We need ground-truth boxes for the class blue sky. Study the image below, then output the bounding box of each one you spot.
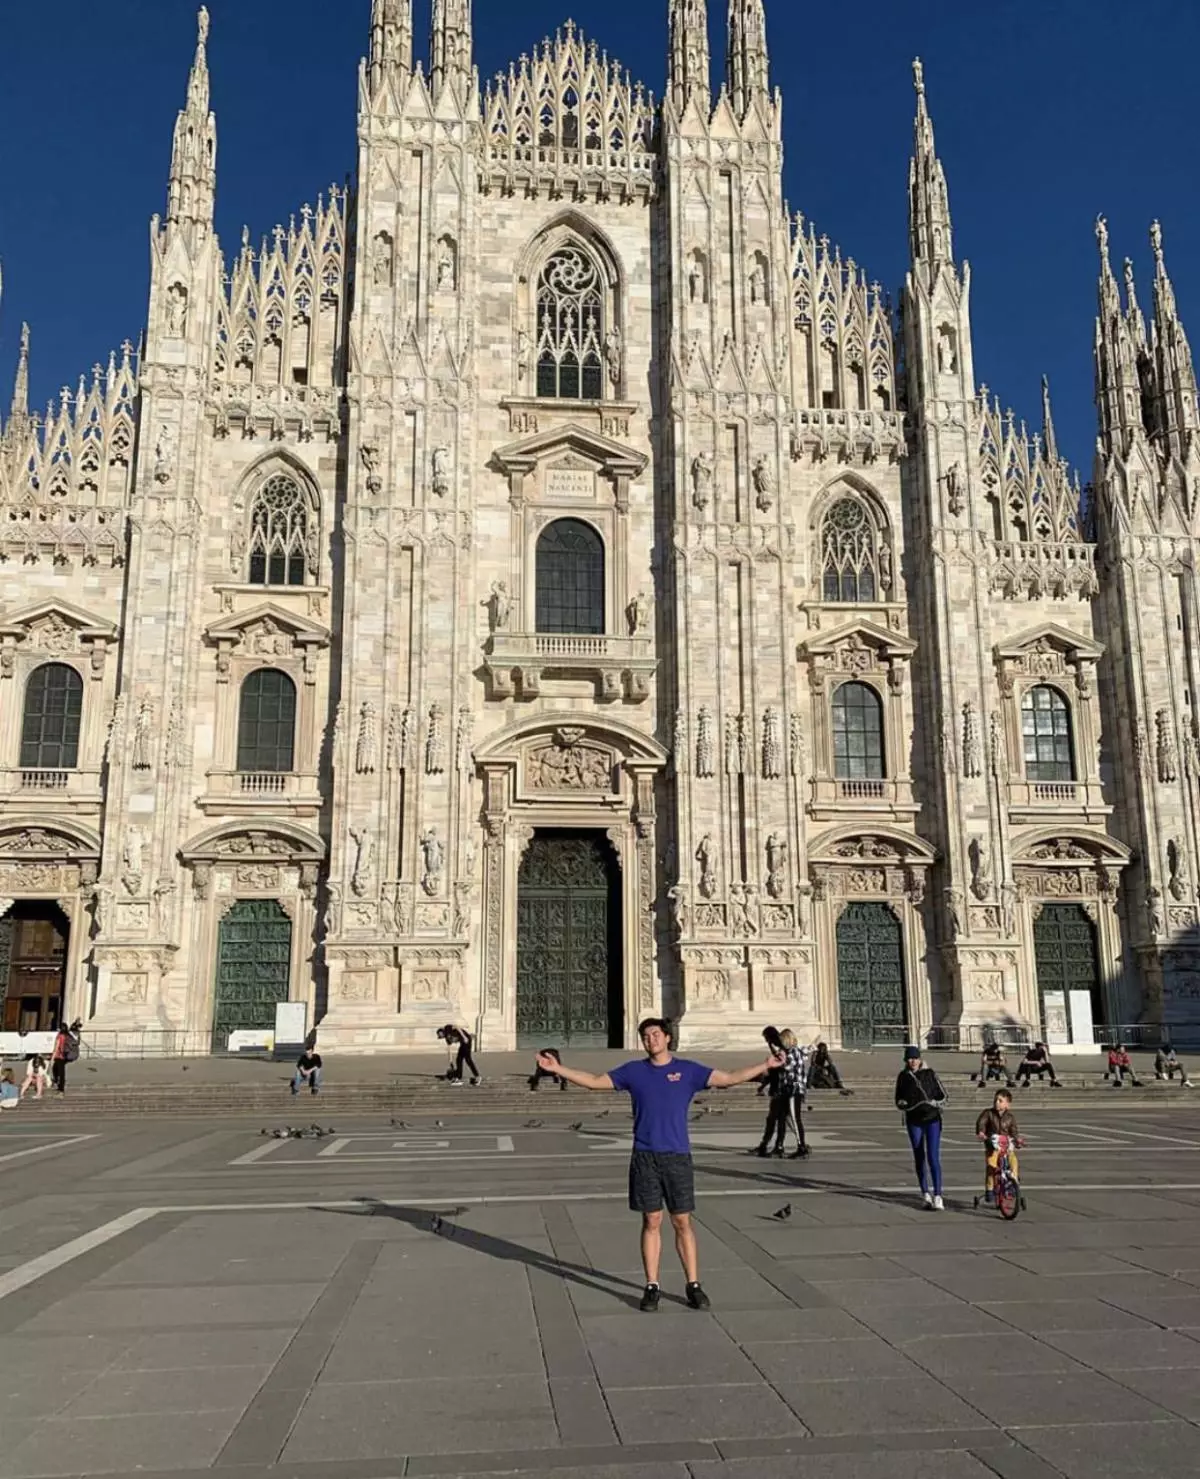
[1,0,1198,476]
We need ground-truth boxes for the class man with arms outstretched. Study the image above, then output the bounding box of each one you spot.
[538,1018,782,1312]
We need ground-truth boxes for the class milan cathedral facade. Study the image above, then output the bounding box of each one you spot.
[0,1,1196,1052]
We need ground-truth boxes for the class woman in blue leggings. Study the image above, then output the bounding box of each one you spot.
[895,1046,948,1210]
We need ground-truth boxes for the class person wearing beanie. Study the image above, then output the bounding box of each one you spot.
[895,1045,948,1210]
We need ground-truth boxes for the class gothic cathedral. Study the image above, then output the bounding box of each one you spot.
[0,2,1195,1052]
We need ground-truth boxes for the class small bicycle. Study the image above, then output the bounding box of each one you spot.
[973,1132,1027,1220]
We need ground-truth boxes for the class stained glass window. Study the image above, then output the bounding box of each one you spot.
[248,475,309,587]
[535,248,604,401]
[823,497,879,602]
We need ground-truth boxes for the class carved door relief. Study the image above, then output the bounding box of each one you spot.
[835,901,906,1047]
[516,832,621,1049]
[213,899,292,1046]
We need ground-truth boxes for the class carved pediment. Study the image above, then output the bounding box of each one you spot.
[179,822,326,866]
[491,421,648,482]
[994,622,1104,667]
[800,618,917,664]
[0,819,103,860]
[809,825,937,868]
[0,599,119,652]
[204,602,330,654]
[1013,829,1130,866]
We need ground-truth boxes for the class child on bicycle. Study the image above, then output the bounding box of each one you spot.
[975,1089,1023,1204]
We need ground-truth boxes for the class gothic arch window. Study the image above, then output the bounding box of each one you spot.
[237,669,297,774]
[247,474,312,587]
[1021,684,1074,782]
[20,663,83,771]
[536,246,605,401]
[535,519,605,635]
[832,681,885,780]
[822,495,885,603]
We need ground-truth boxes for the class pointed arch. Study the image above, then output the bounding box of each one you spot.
[811,473,894,604]
[232,453,322,587]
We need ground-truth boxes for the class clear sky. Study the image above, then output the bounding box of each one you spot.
[1,0,1197,477]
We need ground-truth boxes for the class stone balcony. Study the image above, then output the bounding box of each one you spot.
[1006,777,1110,824]
[0,767,104,811]
[483,631,658,703]
[806,774,919,821]
[791,408,908,464]
[197,770,323,818]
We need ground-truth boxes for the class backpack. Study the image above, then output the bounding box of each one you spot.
[64,1034,80,1064]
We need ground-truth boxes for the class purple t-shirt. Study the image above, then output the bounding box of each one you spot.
[608,1056,714,1154]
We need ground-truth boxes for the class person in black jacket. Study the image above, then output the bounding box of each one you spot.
[895,1046,947,1210]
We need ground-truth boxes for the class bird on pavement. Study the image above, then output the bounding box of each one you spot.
[430,1214,444,1235]
[434,1119,446,1127]
[772,1204,793,1221]
[569,1122,583,1132]
[525,1119,544,1129]
[391,1118,411,1129]
[597,1109,610,1119]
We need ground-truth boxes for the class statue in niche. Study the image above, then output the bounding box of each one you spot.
[626,589,652,636]
[420,828,445,897]
[969,836,993,902]
[122,826,146,895]
[936,324,958,374]
[749,259,767,305]
[667,884,688,939]
[372,233,393,287]
[690,451,714,512]
[361,445,383,497]
[695,833,717,899]
[431,446,451,499]
[688,255,708,305]
[878,542,893,592]
[604,327,623,388]
[765,834,788,899]
[153,423,176,485]
[485,581,511,632]
[350,827,374,899]
[730,882,759,938]
[945,887,965,941]
[1148,885,1166,937]
[165,283,188,336]
[437,244,456,290]
[752,456,775,512]
[516,330,532,381]
[1168,837,1191,902]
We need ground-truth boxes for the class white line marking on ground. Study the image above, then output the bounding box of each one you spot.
[0,1208,158,1303]
[0,1134,96,1167]
[1064,1122,1200,1149]
[227,1138,289,1166]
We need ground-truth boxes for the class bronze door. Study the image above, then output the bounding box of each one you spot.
[836,901,907,1048]
[213,900,293,1047]
[516,832,620,1049]
[3,910,68,1032]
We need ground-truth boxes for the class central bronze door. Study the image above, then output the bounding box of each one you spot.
[516,831,621,1049]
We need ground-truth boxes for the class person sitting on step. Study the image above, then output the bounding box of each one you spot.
[1155,1042,1193,1088]
[1014,1041,1061,1089]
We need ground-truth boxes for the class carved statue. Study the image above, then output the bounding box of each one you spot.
[944,462,964,517]
[132,697,154,772]
[165,283,188,337]
[349,826,374,899]
[962,701,983,778]
[425,703,446,775]
[1168,837,1191,902]
[431,445,452,499]
[372,233,393,287]
[945,887,965,941]
[122,826,146,895]
[153,423,176,485]
[516,330,532,381]
[355,701,378,775]
[626,589,652,636]
[878,542,892,592]
[486,580,511,632]
[1156,709,1178,783]
[690,451,714,512]
[667,883,688,939]
[695,833,717,899]
[766,834,788,899]
[969,836,993,901]
[604,326,623,387]
[752,456,775,512]
[762,707,783,779]
[420,827,444,897]
[361,444,383,496]
[688,256,706,304]
[730,882,759,937]
[749,260,767,305]
[672,710,688,769]
[1148,885,1166,938]
[695,706,716,778]
[437,247,455,290]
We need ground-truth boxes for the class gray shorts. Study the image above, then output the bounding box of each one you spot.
[629,1151,695,1215]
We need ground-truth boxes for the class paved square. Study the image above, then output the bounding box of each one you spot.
[1,1102,1199,1477]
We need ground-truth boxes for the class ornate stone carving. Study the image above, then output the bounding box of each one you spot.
[761,707,783,779]
[456,707,474,773]
[765,833,788,899]
[691,451,713,512]
[386,705,407,771]
[425,703,446,775]
[789,712,807,776]
[730,882,759,938]
[944,462,964,516]
[1148,885,1166,937]
[626,589,652,636]
[122,825,146,896]
[431,445,452,499]
[695,706,716,778]
[969,836,993,901]
[420,827,444,898]
[695,833,717,899]
[961,701,982,778]
[989,711,1007,779]
[355,701,378,775]
[693,969,730,1004]
[1167,837,1191,902]
[131,696,154,772]
[361,444,383,496]
[945,887,965,940]
[752,456,775,512]
[349,826,374,898]
[1156,709,1178,783]
[667,883,688,940]
[526,734,612,791]
[485,581,511,632]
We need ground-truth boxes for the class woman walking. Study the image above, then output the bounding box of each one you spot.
[755,1029,810,1159]
[895,1045,947,1210]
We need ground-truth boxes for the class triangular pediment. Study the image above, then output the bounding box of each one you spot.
[801,617,917,660]
[204,602,330,648]
[994,622,1103,664]
[0,598,117,643]
[492,421,649,479]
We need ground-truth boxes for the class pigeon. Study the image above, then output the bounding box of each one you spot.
[391,1118,410,1129]
[430,1214,444,1235]
[569,1122,583,1132]
[260,1128,270,1137]
[597,1109,610,1119]
[434,1120,446,1128]
[772,1204,793,1221]
[271,1129,284,1139]
[525,1119,544,1129]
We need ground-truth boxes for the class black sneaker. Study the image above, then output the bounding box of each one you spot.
[639,1283,661,1312]
[789,1145,810,1159]
[754,1144,770,1158]
[685,1281,711,1311]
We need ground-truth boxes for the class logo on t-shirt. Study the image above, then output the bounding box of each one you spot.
[667,1072,681,1082]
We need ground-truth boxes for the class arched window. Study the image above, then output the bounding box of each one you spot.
[248,474,310,587]
[822,497,881,603]
[535,519,605,635]
[832,682,885,780]
[536,247,604,401]
[237,670,297,774]
[20,663,83,771]
[1021,685,1074,782]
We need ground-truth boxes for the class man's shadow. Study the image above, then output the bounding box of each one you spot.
[320,1197,655,1309]
[692,1155,924,1213]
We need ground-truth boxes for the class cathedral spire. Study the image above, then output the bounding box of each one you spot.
[431,0,473,97]
[1094,215,1148,453]
[369,0,413,96]
[1149,219,1200,453]
[165,7,217,233]
[726,0,770,118]
[669,0,711,115]
[1123,256,1148,352]
[1041,375,1058,465]
[908,60,954,276]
